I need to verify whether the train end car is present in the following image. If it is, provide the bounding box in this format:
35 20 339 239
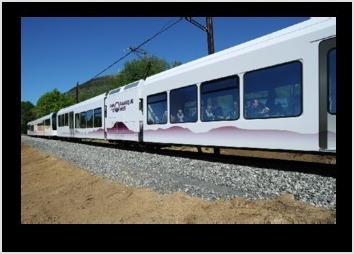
27 112 58 138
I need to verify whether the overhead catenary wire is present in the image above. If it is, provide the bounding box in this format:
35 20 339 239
88 17 183 82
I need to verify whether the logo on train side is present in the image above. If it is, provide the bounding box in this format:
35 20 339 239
110 99 134 113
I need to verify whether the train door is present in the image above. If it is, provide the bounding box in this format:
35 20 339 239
319 37 336 151
52 113 57 131
69 111 74 137
139 98 143 142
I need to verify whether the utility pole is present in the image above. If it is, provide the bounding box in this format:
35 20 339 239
76 82 79 103
185 17 215 55
205 17 219 155
185 17 218 155
206 17 215 55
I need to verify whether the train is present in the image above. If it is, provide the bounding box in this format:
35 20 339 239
27 17 336 153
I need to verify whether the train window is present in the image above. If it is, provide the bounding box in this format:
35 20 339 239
31 125 34 131
37 121 44 131
108 87 120 95
52 113 57 130
80 112 87 128
124 81 139 90
94 108 102 128
170 85 197 123
86 110 93 128
65 113 69 126
75 113 80 129
147 92 167 124
58 115 62 127
44 119 50 127
328 48 336 114
201 76 240 122
244 61 302 119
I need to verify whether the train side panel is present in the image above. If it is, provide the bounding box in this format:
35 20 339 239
27 112 57 137
57 94 106 139
142 17 336 152
105 81 143 142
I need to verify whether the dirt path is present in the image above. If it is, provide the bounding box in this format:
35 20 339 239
21 142 335 224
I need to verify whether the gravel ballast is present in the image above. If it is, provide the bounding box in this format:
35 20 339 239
21 136 336 210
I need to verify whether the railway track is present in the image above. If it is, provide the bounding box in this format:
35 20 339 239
73 138 336 178
22 135 337 210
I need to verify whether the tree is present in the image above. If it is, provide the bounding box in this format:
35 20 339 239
44 56 183 108
21 101 36 134
119 56 170 84
35 89 75 118
171 61 183 68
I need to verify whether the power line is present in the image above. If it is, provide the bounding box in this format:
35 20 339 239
88 17 183 82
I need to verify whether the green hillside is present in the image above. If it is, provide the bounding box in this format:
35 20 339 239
64 56 182 103
65 75 120 103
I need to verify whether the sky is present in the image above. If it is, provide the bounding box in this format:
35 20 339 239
21 17 310 105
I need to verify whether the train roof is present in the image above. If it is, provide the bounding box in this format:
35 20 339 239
57 93 106 114
27 112 56 125
143 17 336 85
107 80 143 96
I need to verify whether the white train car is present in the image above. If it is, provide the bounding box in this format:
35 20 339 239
27 112 57 137
57 93 106 139
105 80 144 142
142 17 336 152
